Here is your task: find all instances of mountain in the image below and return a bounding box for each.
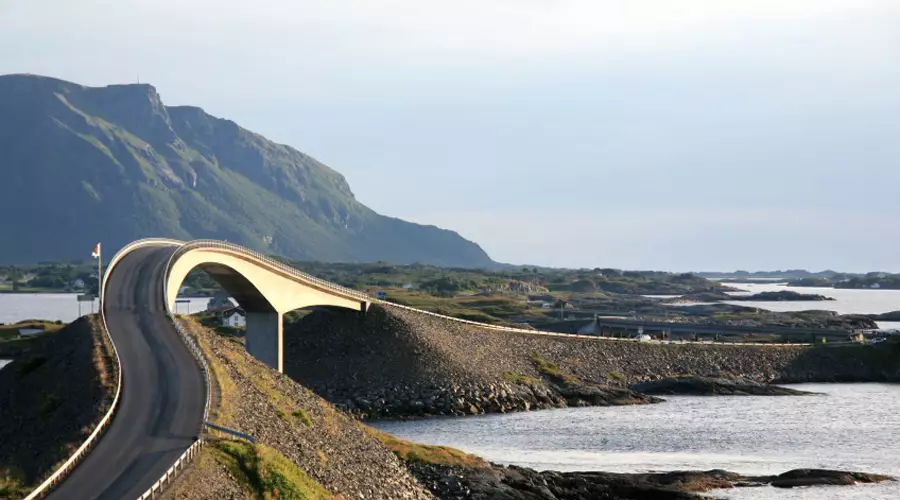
[0,74,495,267]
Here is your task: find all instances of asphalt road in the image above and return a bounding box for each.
[47,245,205,500]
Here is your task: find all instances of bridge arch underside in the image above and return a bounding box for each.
[166,249,367,372]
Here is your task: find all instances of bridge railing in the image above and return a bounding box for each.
[135,315,208,500]
[166,239,370,304]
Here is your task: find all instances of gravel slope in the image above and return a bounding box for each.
[169,317,432,500]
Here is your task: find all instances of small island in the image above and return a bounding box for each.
[736,290,834,302]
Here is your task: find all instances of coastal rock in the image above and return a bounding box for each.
[630,376,817,396]
[766,469,895,488]
[874,310,900,321]
[738,291,834,301]
[407,462,895,500]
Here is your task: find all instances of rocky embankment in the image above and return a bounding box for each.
[283,305,900,419]
[169,317,432,499]
[0,316,116,498]
[284,307,660,419]
[409,461,894,500]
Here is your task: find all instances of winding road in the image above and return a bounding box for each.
[47,246,205,500]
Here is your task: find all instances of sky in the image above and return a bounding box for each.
[2,0,899,271]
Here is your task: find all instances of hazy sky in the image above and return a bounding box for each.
[3,1,899,271]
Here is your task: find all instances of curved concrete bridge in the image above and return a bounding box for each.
[162,240,370,372]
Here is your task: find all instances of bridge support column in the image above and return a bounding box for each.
[246,311,283,372]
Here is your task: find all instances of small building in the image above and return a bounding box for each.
[70,278,86,290]
[220,307,246,328]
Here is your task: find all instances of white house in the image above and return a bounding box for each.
[221,307,246,328]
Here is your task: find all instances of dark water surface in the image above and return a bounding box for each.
[374,383,900,499]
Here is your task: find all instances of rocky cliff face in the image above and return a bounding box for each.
[0,74,495,267]
[284,305,900,418]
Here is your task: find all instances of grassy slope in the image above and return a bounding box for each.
[173,317,430,500]
[209,441,330,500]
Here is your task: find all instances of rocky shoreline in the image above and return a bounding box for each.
[330,378,661,420]
[285,305,900,420]
[408,461,895,500]
[630,375,817,396]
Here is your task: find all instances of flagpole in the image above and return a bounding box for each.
[97,243,102,310]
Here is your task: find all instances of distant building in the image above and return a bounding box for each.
[70,278,86,290]
[220,307,246,328]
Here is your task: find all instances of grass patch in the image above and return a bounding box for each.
[502,371,541,385]
[0,321,64,342]
[292,409,313,427]
[0,467,27,498]
[211,440,331,500]
[365,427,486,468]
[217,338,311,431]
[180,318,240,426]
[608,371,626,381]
[531,352,579,384]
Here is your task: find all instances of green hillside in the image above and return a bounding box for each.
[0,74,495,267]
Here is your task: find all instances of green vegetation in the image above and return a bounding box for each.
[0,321,65,342]
[0,467,27,499]
[502,371,541,385]
[365,427,486,468]
[531,352,579,384]
[0,262,99,294]
[210,440,331,500]
[703,270,900,290]
[291,409,313,427]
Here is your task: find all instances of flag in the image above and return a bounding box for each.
[91,242,101,259]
